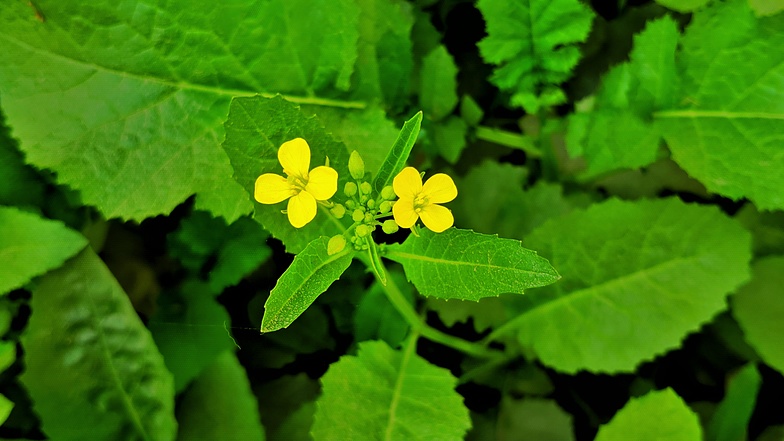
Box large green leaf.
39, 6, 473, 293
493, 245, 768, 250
419, 46, 459, 121
20, 248, 176, 441
384, 228, 560, 301
262, 237, 353, 332
0, 0, 362, 221
706, 363, 761, 441
496, 198, 751, 373
477, 0, 594, 112
0, 206, 87, 294
222, 95, 352, 253
732, 257, 784, 375
177, 350, 265, 441
311, 340, 471, 440
371, 112, 423, 195
595, 389, 701, 441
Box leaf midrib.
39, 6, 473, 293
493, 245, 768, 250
383, 338, 417, 441
385, 250, 555, 277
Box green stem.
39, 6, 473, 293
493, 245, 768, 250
475, 125, 541, 158
457, 353, 516, 385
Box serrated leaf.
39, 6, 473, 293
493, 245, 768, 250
385, 228, 560, 300
371, 112, 423, 194
312, 340, 471, 441
655, 0, 784, 209
20, 248, 176, 441
0, 206, 87, 294
501, 198, 751, 373
706, 363, 761, 441
595, 389, 701, 441
419, 46, 459, 121
732, 257, 784, 375
177, 350, 265, 441
477, 0, 594, 112
431, 117, 468, 164
222, 95, 352, 254
262, 237, 353, 332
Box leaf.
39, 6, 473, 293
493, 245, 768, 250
0, 340, 15, 374
477, 0, 595, 112
176, 350, 265, 441
257, 374, 319, 441
0, 206, 87, 294
0, 108, 45, 209
496, 397, 574, 441
20, 248, 176, 441
654, 0, 711, 13
749, 0, 784, 16
460, 95, 484, 127
505, 198, 751, 373
0, 393, 13, 426
311, 340, 471, 441
655, 0, 784, 210
431, 117, 468, 164
419, 46, 459, 121
735, 204, 784, 257
371, 112, 423, 194
427, 296, 513, 334
706, 364, 762, 441
262, 237, 353, 332
595, 389, 702, 441
732, 256, 784, 375
222, 95, 352, 254
385, 228, 560, 301
354, 270, 413, 347
0, 0, 362, 221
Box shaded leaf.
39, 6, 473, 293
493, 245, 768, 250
431, 117, 468, 164
706, 363, 761, 441
354, 270, 413, 347
0, 108, 45, 209
497, 397, 574, 441
595, 389, 701, 441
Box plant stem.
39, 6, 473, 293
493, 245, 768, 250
475, 125, 542, 158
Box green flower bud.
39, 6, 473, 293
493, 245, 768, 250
381, 186, 396, 200
366, 199, 376, 209
330, 203, 346, 219
382, 219, 399, 234
360, 195, 368, 204
364, 212, 374, 223
344, 182, 358, 197
345, 200, 356, 209
352, 235, 362, 244
356, 224, 373, 238
352, 209, 365, 222
378, 201, 391, 214
349, 150, 365, 180
359, 181, 373, 195
361, 244, 369, 251
327, 235, 347, 255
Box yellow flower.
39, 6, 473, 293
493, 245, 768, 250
254, 138, 337, 228
392, 167, 457, 233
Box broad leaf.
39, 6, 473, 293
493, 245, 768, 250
371, 112, 423, 194
706, 363, 761, 441
0, 206, 87, 294
312, 340, 471, 440
262, 237, 353, 332
419, 46, 459, 121
477, 0, 594, 112
500, 198, 751, 373
732, 257, 784, 375
21, 248, 176, 441
385, 228, 560, 301
595, 389, 701, 441
222, 95, 352, 254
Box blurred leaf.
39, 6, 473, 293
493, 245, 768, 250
0, 341, 15, 374
431, 117, 468, 164
706, 363, 761, 441
595, 389, 702, 441
0, 393, 13, 426
0, 206, 87, 295
257, 374, 319, 441
460, 95, 484, 127
654, 0, 711, 12
732, 257, 784, 375
419, 46, 459, 121
371, 112, 423, 195
312, 340, 471, 440
386, 228, 560, 300
735, 205, 784, 257
354, 270, 413, 347
749, 0, 784, 16
177, 351, 265, 441
453, 161, 529, 235
411, 9, 440, 60
21, 248, 175, 441
496, 397, 574, 441
506, 198, 751, 373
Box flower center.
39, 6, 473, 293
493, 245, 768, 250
287, 174, 308, 192
413, 194, 429, 213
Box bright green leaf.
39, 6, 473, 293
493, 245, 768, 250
706, 363, 762, 441
0, 206, 87, 295
419, 46, 459, 121
21, 248, 176, 441
502, 198, 751, 373
385, 228, 560, 301
371, 112, 423, 194
477, 0, 594, 112
0, 340, 15, 374
654, 0, 711, 13
595, 389, 702, 441
262, 237, 353, 332
431, 117, 468, 164
0, 393, 13, 427
312, 340, 471, 441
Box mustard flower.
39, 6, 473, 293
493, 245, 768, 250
254, 138, 337, 228
392, 167, 457, 233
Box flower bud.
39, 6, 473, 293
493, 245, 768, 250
359, 181, 373, 195
378, 201, 391, 214
330, 203, 346, 219
327, 235, 347, 255
345, 200, 356, 209
366, 199, 376, 209
349, 151, 365, 180
355, 224, 373, 238
360, 195, 368, 204
344, 182, 358, 197
381, 186, 395, 200
364, 212, 374, 222
352, 209, 365, 222
382, 219, 399, 234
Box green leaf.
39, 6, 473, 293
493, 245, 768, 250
460, 95, 484, 127
477, 0, 594, 112
257, 374, 319, 441
0, 340, 15, 374
222, 95, 351, 254
706, 364, 762, 441
595, 389, 702, 441
496, 397, 574, 441
654, 0, 711, 13
0, 393, 13, 427
176, 350, 265, 441
20, 248, 176, 441
655, 0, 784, 210
311, 340, 471, 441
431, 117, 468, 164
427, 295, 515, 334
732, 257, 784, 375
419, 46, 459, 121
735, 204, 784, 257
749, 0, 784, 16
0, 206, 87, 294
503, 198, 751, 373
371, 112, 424, 194
0, 108, 45, 209
262, 237, 353, 332
385, 228, 560, 301
354, 270, 413, 347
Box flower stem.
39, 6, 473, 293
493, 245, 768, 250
475, 125, 541, 158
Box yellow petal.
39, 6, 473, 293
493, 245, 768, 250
278, 138, 311, 180
287, 190, 317, 228
305, 166, 338, 200
421, 173, 457, 204
255, 173, 295, 204
419, 203, 454, 233
393, 167, 423, 199
392, 199, 419, 229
